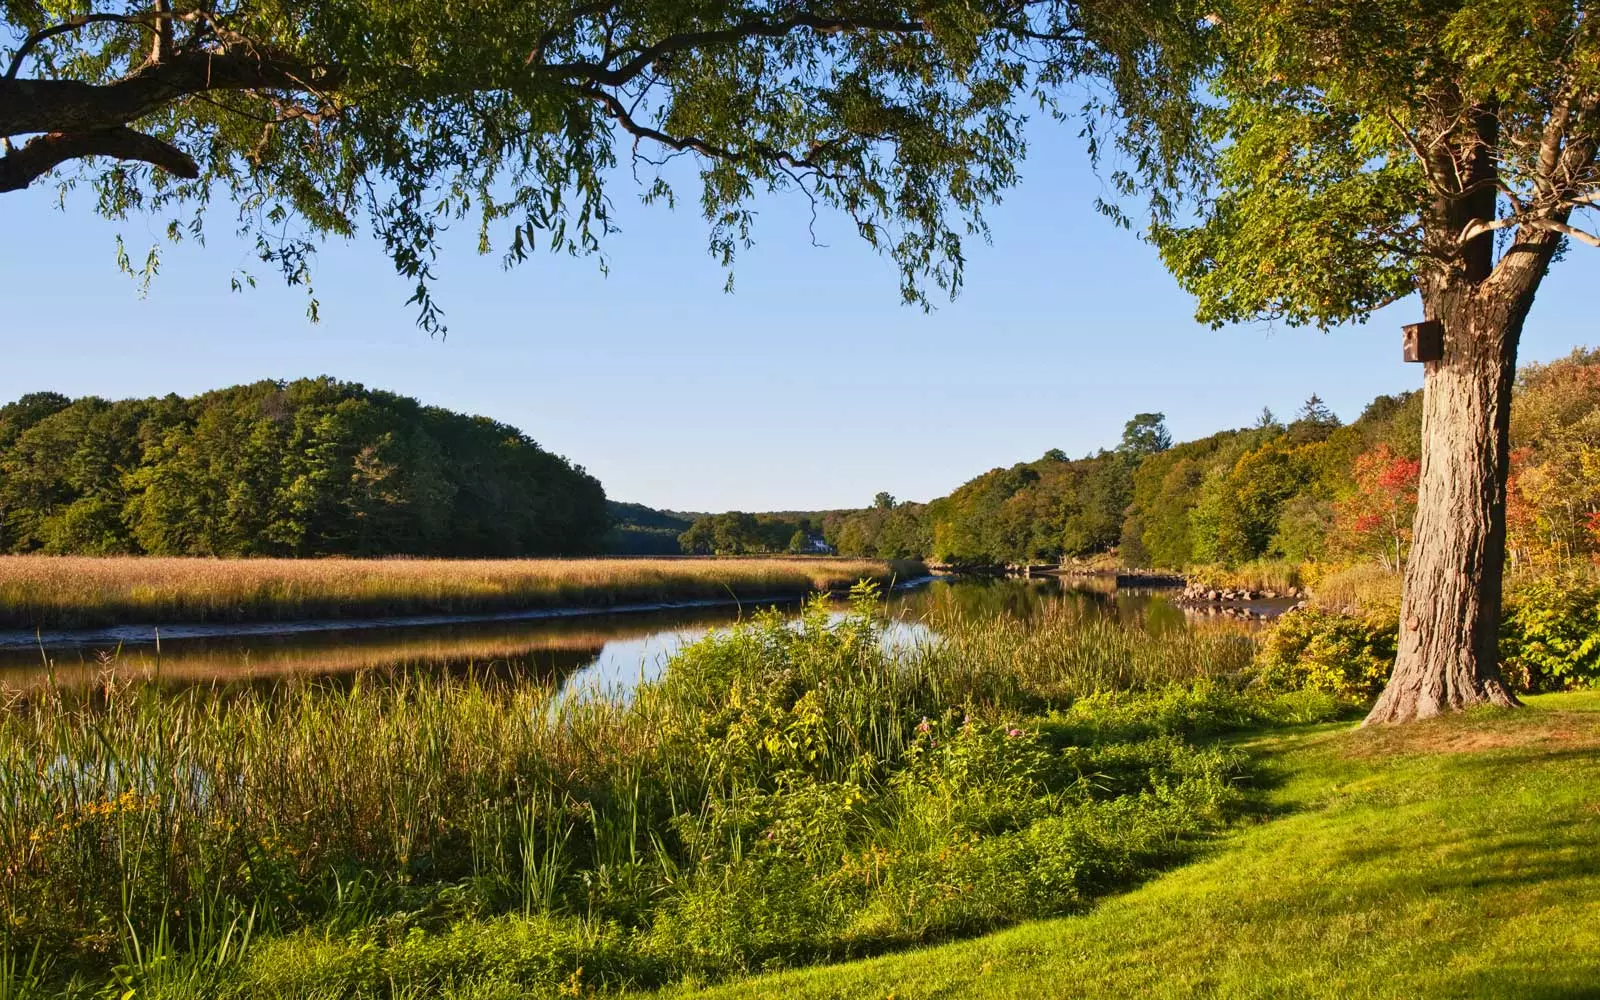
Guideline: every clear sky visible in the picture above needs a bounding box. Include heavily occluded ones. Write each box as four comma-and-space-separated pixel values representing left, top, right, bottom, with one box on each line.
2, 118, 1594, 513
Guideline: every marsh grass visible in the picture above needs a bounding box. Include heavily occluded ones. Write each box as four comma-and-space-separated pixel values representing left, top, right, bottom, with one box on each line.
0, 556, 923, 630
0, 590, 1333, 998
3, 620, 686, 691
1304, 562, 1403, 616
1187, 560, 1305, 594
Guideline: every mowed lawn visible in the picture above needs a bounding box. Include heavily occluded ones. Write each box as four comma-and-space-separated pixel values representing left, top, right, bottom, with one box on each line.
654, 692, 1600, 1000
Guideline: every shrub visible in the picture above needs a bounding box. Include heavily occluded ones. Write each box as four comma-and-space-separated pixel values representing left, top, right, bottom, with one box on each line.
1254, 608, 1397, 700
1501, 576, 1600, 691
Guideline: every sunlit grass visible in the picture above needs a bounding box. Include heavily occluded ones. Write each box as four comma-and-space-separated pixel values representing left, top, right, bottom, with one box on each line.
1186, 560, 1305, 594
1305, 561, 1403, 616
0, 596, 1295, 997
648, 693, 1600, 1000
0, 556, 924, 629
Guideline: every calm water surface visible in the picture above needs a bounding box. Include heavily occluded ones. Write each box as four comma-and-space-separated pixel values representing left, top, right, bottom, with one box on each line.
0, 577, 1200, 696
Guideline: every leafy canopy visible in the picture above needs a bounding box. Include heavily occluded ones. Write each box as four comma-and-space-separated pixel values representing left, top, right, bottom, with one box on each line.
1097, 0, 1600, 327
2, 0, 1184, 329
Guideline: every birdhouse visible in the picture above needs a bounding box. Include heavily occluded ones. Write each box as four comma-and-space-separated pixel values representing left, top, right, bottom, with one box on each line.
1402, 320, 1444, 363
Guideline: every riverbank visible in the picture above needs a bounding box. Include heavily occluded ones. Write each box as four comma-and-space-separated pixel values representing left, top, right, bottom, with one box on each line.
0, 598, 1302, 997
0, 555, 925, 630
654, 691, 1600, 1000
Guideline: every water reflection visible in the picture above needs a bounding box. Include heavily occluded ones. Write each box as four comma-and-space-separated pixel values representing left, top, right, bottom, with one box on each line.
1, 576, 1198, 696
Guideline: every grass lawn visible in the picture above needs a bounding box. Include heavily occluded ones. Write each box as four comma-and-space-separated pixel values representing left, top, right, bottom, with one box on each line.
655, 691, 1600, 1000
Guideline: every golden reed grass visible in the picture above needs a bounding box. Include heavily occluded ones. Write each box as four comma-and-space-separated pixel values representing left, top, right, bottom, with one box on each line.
3, 621, 683, 690
0, 555, 926, 629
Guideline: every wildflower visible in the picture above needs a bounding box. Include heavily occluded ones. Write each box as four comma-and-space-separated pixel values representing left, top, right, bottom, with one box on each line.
915, 718, 932, 734
1007, 728, 1024, 738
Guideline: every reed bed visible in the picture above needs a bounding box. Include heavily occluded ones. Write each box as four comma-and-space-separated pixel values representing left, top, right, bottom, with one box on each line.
0, 556, 924, 630
0, 591, 1336, 999
1186, 560, 1306, 595
1, 622, 640, 691
1305, 563, 1404, 616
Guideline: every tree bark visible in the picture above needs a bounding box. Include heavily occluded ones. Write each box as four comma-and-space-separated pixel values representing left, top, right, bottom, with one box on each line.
1365, 287, 1525, 724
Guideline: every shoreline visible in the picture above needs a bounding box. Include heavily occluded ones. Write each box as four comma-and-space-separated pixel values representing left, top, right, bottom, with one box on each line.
0, 575, 939, 653
0, 555, 926, 631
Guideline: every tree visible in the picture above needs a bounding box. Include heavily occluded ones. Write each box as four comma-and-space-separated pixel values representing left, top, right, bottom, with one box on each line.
1, 378, 606, 556
1119, 412, 1172, 457
873, 491, 897, 511
1333, 444, 1422, 571
1286, 394, 1341, 444
0, 0, 1102, 329
1099, 0, 1600, 722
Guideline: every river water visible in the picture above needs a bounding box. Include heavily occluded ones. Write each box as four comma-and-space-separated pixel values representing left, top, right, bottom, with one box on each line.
0, 577, 1205, 695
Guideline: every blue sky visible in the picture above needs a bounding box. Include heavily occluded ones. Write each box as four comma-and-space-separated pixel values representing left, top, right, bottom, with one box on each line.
2, 119, 1594, 512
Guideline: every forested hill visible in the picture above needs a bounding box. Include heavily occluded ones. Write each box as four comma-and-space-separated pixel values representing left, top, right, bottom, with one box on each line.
603, 502, 699, 555
820, 349, 1600, 570
0, 378, 608, 557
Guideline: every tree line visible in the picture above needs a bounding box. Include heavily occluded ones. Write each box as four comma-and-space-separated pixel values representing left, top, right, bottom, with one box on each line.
0, 378, 609, 557
820, 352, 1600, 574
677, 511, 833, 556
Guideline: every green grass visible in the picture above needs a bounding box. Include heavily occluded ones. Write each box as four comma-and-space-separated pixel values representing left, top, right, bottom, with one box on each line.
652, 691, 1600, 1000
0, 593, 1287, 998
10, 587, 1595, 1000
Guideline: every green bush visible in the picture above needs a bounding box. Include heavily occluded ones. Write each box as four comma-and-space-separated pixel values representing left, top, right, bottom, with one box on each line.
1501, 576, 1600, 691
5, 589, 1331, 999
1254, 608, 1397, 700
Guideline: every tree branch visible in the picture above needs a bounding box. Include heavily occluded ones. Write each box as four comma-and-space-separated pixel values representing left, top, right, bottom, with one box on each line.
0, 126, 198, 191
5, 12, 164, 80
150, 0, 175, 66
1527, 217, 1600, 248
1, 50, 345, 137
538, 13, 931, 87
585, 86, 841, 180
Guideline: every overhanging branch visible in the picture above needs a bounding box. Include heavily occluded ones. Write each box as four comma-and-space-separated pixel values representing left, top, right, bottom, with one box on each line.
1, 50, 344, 137
538, 13, 931, 87
0, 126, 198, 192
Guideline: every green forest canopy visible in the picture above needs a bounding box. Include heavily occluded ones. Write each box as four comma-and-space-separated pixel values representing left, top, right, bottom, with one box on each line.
13, 351, 1600, 569
816, 353, 1600, 571
0, 378, 608, 557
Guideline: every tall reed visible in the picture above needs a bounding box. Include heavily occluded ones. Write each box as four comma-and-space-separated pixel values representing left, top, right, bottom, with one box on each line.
0, 589, 1293, 997
0, 556, 925, 629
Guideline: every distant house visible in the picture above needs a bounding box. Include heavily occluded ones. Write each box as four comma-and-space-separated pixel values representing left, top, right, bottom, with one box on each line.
801, 535, 835, 555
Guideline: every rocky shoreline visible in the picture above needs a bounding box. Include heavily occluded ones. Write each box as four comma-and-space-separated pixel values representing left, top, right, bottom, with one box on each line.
1175, 583, 1310, 621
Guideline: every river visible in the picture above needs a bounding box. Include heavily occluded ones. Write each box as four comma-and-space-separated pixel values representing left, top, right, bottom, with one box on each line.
0, 576, 1214, 695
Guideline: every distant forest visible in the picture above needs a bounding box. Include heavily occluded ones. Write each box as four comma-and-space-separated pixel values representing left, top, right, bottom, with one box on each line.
0, 378, 608, 557
681, 350, 1600, 572
604, 502, 699, 555
14, 353, 1599, 570
813, 398, 1408, 568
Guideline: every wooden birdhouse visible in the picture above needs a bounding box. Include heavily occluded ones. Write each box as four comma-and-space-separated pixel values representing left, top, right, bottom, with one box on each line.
1402, 320, 1444, 363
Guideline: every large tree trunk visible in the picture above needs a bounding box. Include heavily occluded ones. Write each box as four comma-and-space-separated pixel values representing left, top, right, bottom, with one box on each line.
1364, 288, 1525, 724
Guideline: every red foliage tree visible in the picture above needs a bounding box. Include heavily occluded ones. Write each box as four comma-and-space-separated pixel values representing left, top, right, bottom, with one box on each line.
1333, 445, 1421, 571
